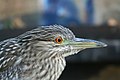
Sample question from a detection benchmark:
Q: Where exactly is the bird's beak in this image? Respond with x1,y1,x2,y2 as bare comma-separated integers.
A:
69,38,107,49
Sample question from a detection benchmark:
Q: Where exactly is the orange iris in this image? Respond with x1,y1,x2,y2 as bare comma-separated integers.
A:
55,36,63,44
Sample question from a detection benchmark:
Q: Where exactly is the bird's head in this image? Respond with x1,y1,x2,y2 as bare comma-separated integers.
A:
19,25,107,58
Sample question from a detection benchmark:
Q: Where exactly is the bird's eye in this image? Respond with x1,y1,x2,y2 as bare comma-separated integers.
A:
55,36,63,44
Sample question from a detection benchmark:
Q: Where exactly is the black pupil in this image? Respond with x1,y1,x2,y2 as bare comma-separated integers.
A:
58,38,61,42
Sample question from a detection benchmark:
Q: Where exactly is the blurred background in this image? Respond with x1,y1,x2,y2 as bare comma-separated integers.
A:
0,0,120,80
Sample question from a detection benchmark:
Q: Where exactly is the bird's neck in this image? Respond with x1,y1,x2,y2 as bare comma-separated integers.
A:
21,46,66,80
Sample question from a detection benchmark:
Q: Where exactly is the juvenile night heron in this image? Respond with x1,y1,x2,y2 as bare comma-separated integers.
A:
0,25,107,80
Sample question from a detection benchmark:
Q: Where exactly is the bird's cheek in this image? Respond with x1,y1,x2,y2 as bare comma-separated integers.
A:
61,46,81,57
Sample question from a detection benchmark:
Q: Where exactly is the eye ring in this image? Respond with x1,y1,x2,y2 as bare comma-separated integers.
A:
55,36,63,44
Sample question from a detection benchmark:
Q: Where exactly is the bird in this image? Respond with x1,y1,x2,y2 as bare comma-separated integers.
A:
0,25,107,80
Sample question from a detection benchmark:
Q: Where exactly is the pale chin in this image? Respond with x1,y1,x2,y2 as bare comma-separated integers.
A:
63,47,85,57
